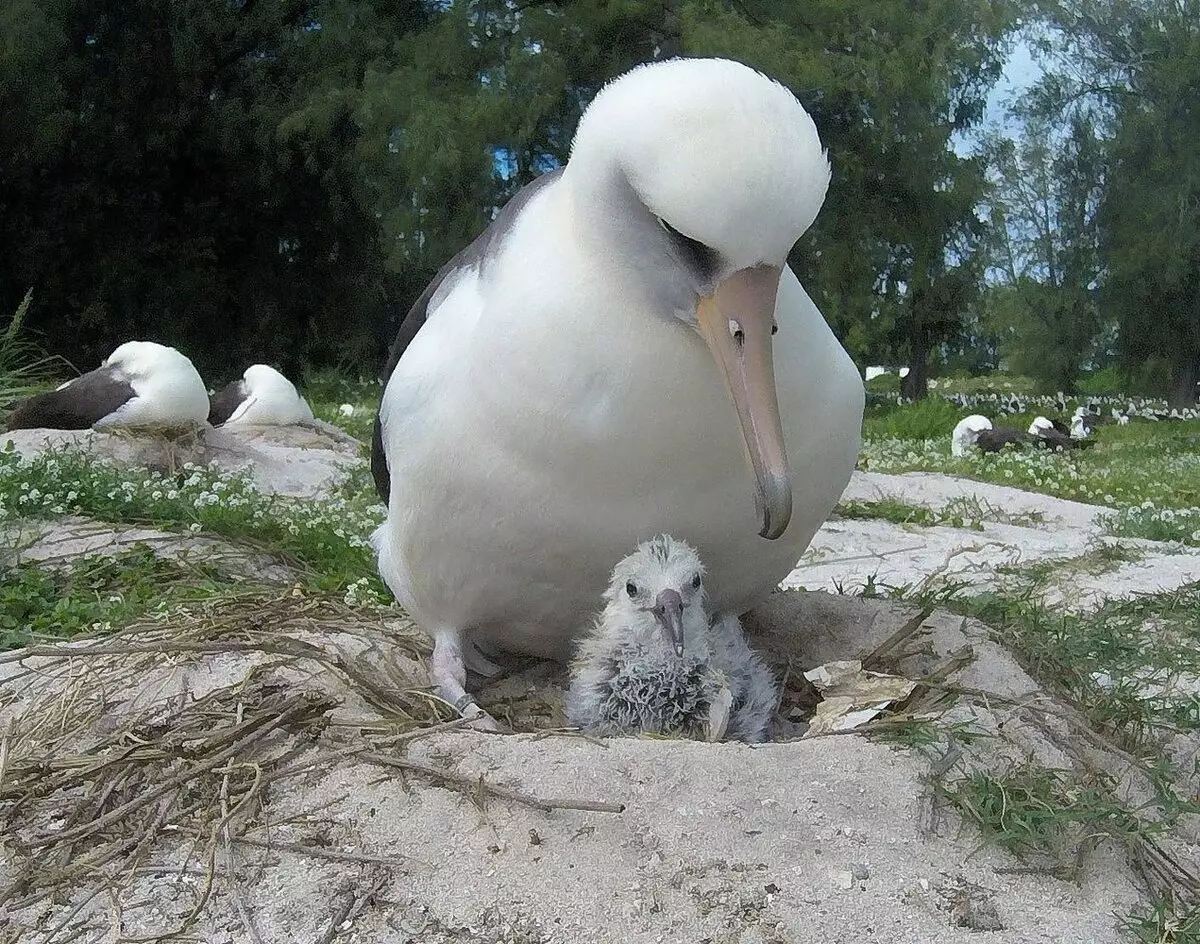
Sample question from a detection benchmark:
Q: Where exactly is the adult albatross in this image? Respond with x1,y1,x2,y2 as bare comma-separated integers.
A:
6,341,209,432
371,57,864,723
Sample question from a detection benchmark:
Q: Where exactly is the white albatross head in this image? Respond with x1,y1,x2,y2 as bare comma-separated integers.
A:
1028,416,1054,436
565,57,832,540
951,414,993,457
600,535,711,659
104,341,193,385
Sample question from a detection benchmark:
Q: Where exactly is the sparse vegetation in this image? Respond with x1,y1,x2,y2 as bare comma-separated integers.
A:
0,446,387,597
0,545,231,649
2,374,1200,940
860,408,1200,546
838,494,1046,530
1,289,66,412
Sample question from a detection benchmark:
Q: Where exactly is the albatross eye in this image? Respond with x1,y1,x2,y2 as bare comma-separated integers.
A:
691,573,702,589
626,581,638,597
656,217,719,278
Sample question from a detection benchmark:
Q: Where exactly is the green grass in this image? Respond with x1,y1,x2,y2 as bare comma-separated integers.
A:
953,584,1200,748
1,288,68,411
863,397,963,440
941,765,1128,861
302,368,380,441
883,578,1200,932
837,494,1045,530
860,416,1200,545
0,544,232,649
1122,900,1200,943
0,444,388,595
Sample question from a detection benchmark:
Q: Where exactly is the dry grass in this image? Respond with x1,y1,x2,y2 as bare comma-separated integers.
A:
0,591,633,940
0,593,434,922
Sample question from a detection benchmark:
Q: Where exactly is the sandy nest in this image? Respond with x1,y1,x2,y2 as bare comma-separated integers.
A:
2,585,1192,944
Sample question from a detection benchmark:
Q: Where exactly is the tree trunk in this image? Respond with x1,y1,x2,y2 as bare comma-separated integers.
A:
1168,348,1199,408
901,345,929,400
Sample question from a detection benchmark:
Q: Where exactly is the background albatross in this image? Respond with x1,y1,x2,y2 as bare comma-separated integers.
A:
6,341,209,432
371,57,864,725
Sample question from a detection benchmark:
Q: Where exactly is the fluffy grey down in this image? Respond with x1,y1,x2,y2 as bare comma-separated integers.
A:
566,535,778,743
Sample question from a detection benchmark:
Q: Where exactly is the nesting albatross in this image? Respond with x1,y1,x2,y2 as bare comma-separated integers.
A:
371,57,864,726
6,341,209,432
208,364,314,428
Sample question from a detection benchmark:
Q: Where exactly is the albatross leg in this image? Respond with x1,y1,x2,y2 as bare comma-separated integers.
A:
431,629,505,732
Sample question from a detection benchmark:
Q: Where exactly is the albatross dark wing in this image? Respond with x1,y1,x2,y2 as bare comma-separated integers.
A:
208,380,248,427
974,427,1034,453
371,167,565,502
6,367,136,431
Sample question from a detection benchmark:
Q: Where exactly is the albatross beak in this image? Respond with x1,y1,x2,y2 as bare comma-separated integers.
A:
652,588,686,657
697,264,792,540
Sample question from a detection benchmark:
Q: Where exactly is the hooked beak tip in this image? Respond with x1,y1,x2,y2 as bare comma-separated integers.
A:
756,471,793,540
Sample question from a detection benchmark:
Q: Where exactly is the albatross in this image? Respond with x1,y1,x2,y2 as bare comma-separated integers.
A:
371,57,864,724
208,364,314,428
6,341,209,432
566,534,778,743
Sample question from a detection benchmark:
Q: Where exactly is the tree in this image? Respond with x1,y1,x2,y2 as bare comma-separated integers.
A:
980,114,1107,392
0,0,417,378
1035,0,1200,405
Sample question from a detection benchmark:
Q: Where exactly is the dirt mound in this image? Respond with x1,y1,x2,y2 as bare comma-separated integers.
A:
0,590,1156,943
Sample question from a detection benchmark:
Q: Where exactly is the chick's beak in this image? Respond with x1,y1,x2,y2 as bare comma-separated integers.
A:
652,589,686,657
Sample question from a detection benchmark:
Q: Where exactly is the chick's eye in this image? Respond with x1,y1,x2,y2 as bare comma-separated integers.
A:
692,573,702,589
625,581,638,597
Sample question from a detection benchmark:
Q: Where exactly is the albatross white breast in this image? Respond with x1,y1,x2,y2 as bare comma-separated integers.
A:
6,341,209,432
371,57,864,723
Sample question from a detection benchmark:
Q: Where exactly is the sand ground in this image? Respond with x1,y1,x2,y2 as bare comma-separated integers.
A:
1,440,1193,943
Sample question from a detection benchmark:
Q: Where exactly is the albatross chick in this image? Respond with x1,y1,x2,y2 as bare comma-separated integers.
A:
566,535,778,743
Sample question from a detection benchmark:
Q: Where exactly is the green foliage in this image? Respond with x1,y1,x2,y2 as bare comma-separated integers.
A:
0,0,1019,386
960,584,1200,744
0,445,388,592
865,372,901,395
863,398,962,440
862,413,1200,539
1122,899,1200,944
0,545,227,649
980,113,1108,394
1,288,63,411
302,370,380,441
942,766,1123,859
1031,0,1200,406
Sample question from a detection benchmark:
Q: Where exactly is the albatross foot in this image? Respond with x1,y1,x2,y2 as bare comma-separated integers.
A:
453,693,507,733
433,629,506,732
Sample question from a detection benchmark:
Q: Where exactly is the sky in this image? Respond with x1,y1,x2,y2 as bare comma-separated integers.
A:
986,40,1040,129
955,38,1043,155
